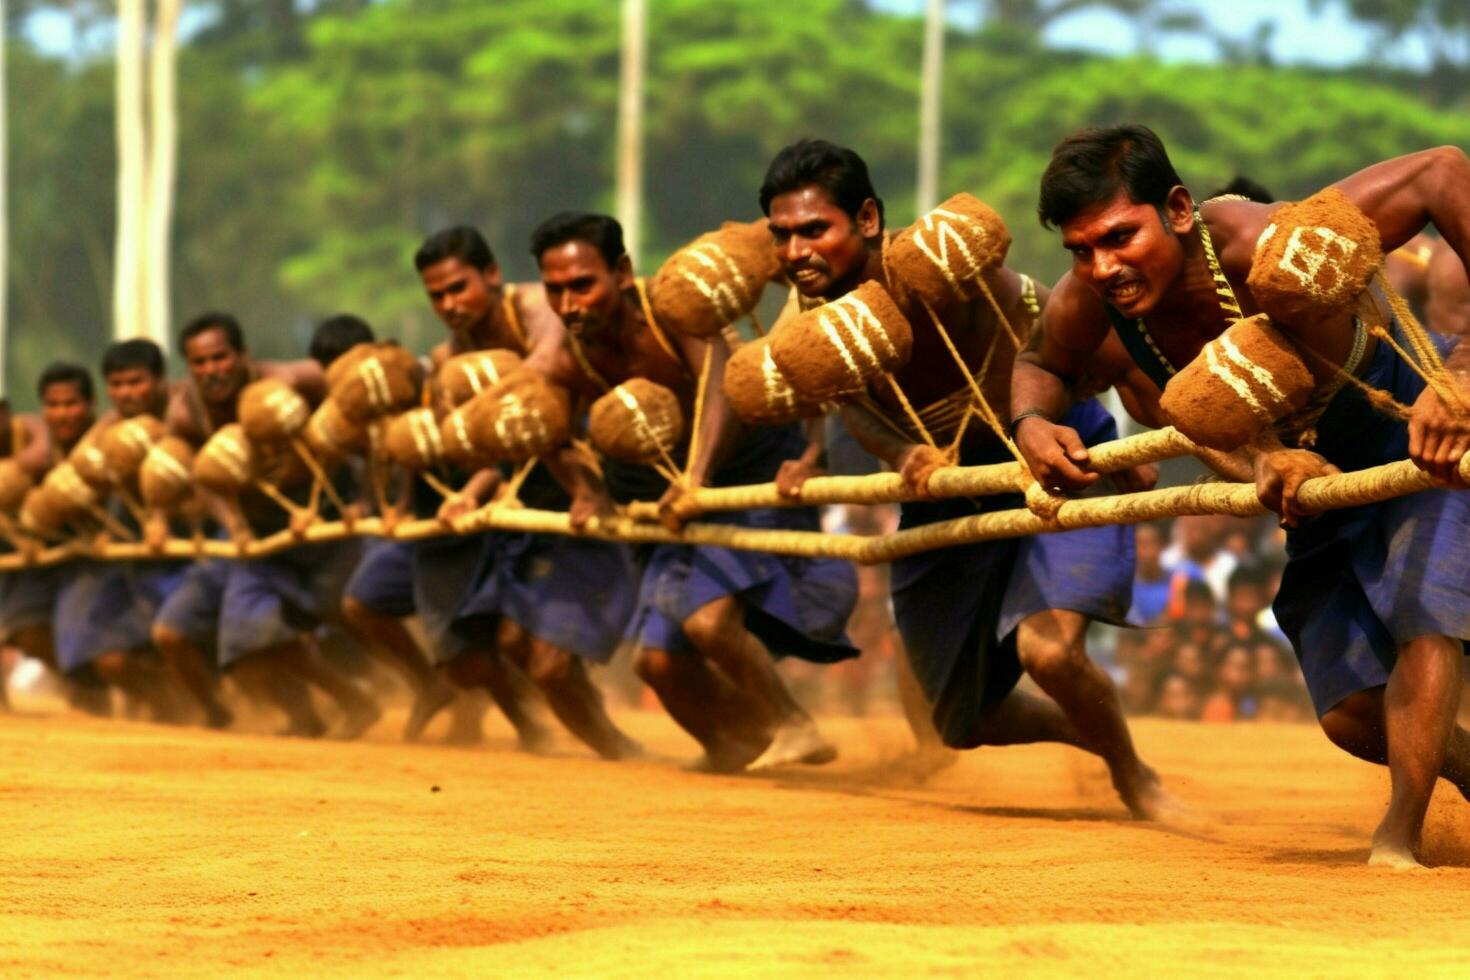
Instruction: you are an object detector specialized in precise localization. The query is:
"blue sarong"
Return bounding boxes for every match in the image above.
[624,424,859,662]
[1273,321,1470,715]
[891,399,1135,748]
[345,538,418,619]
[57,561,187,676]
[154,541,360,668]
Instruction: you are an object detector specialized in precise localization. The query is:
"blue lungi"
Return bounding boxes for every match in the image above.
[57,561,187,676]
[154,541,360,668]
[624,424,860,663]
[1273,321,1470,715]
[344,538,418,619]
[452,532,638,664]
[891,399,1135,748]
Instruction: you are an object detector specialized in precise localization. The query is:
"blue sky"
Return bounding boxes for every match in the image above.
[25,0,1430,70]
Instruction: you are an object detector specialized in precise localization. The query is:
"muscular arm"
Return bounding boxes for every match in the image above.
[1336,147,1470,372]
[1011,274,1113,420]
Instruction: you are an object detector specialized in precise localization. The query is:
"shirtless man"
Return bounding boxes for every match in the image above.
[1014,124,1470,866]
[1,363,111,714]
[344,226,633,758]
[151,312,379,735]
[527,210,859,772]
[759,139,1168,814]
[58,340,189,719]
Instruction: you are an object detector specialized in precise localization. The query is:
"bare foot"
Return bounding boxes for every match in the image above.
[336,700,383,740]
[278,718,327,739]
[515,723,554,755]
[1369,826,1425,870]
[746,719,838,771]
[403,679,457,742]
[203,704,234,731]
[597,733,644,761]
[1368,840,1424,870]
[688,733,766,774]
[1113,763,1196,825]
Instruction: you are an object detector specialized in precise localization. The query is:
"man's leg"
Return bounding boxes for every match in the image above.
[340,596,454,740]
[230,650,328,737]
[1014,608,1169,819]
[681,595,835,770]
[633,645,767,772]
[1316,635,1470,868]
[92,650,178,722]
[150,622,233,729]
[278,638,381,739]
[496,618,639,760]
[443,647,552,752]
[892,644,959,771]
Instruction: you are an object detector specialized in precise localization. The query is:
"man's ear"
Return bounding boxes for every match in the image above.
[1165,185,1196,236]
[856,198,882,240]
[484,263,503,290]
[614,254,636,289]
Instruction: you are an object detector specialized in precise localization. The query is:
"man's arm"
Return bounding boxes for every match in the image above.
[1010,274,1117,491]
[839,401,945,496]
[1333,147,1470,482]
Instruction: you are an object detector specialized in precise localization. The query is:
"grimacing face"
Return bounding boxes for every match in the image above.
[767,185,879,301]
[1059,187,1194,319]
[538,239,629,339]
[105,366,166,419]
[182,327,250,406]
[41,380,92,446]
[420,257,502,333]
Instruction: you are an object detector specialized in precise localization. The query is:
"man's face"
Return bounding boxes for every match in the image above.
[105,366,165,419]
[41,381,92,445]
[183,327,249,405]
[420,257,502,333]
[1059,188,1193,318]
[768,186,878,300]
[538,240,628,338]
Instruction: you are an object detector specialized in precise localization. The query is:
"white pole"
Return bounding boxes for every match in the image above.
[114,0,147,340]
[0,0,8,397]
[917,0,945,214]
[615,0,646,266]
[144,0,182,350]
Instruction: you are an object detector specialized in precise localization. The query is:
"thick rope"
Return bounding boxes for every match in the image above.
[6,447,1460,571]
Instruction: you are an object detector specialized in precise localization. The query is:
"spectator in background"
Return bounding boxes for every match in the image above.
[1161,515,1237,606]
[1202,645,1258,722]
[1129,522,1171,625]
[1173,580,1220,651]
[1156,673,1201,720]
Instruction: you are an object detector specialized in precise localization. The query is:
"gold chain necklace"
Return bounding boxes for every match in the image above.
[1131,208,1243,376]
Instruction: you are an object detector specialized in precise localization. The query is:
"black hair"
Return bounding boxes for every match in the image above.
[1038,124,1183,229]
[1181,579,1215,605]
[101,338,165,378]
[1207,175,1275,204]
[179,311,244,355]
[1227,563,1271,593]
[38,361,94,402]
[529,211,626,268]
[309,314,376,367]
[758,139,885,228]
[414,226,496,273]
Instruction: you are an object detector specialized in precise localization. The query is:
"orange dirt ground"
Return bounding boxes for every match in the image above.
[3,703,1470,976]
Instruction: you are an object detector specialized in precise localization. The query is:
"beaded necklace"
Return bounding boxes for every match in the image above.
[1126,208,1241,378]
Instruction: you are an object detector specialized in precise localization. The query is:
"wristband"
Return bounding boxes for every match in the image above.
[1007,410,1052,442]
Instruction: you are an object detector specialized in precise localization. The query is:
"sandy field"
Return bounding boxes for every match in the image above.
[3,702,1470,978]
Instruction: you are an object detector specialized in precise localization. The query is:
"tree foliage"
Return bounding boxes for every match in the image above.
[3,0,1469,401]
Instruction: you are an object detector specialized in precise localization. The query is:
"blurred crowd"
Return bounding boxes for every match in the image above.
[1113,514,1312,723]
[783,506,1314,725]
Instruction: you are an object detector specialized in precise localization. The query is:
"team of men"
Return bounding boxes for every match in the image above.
[2,126,1468,867]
